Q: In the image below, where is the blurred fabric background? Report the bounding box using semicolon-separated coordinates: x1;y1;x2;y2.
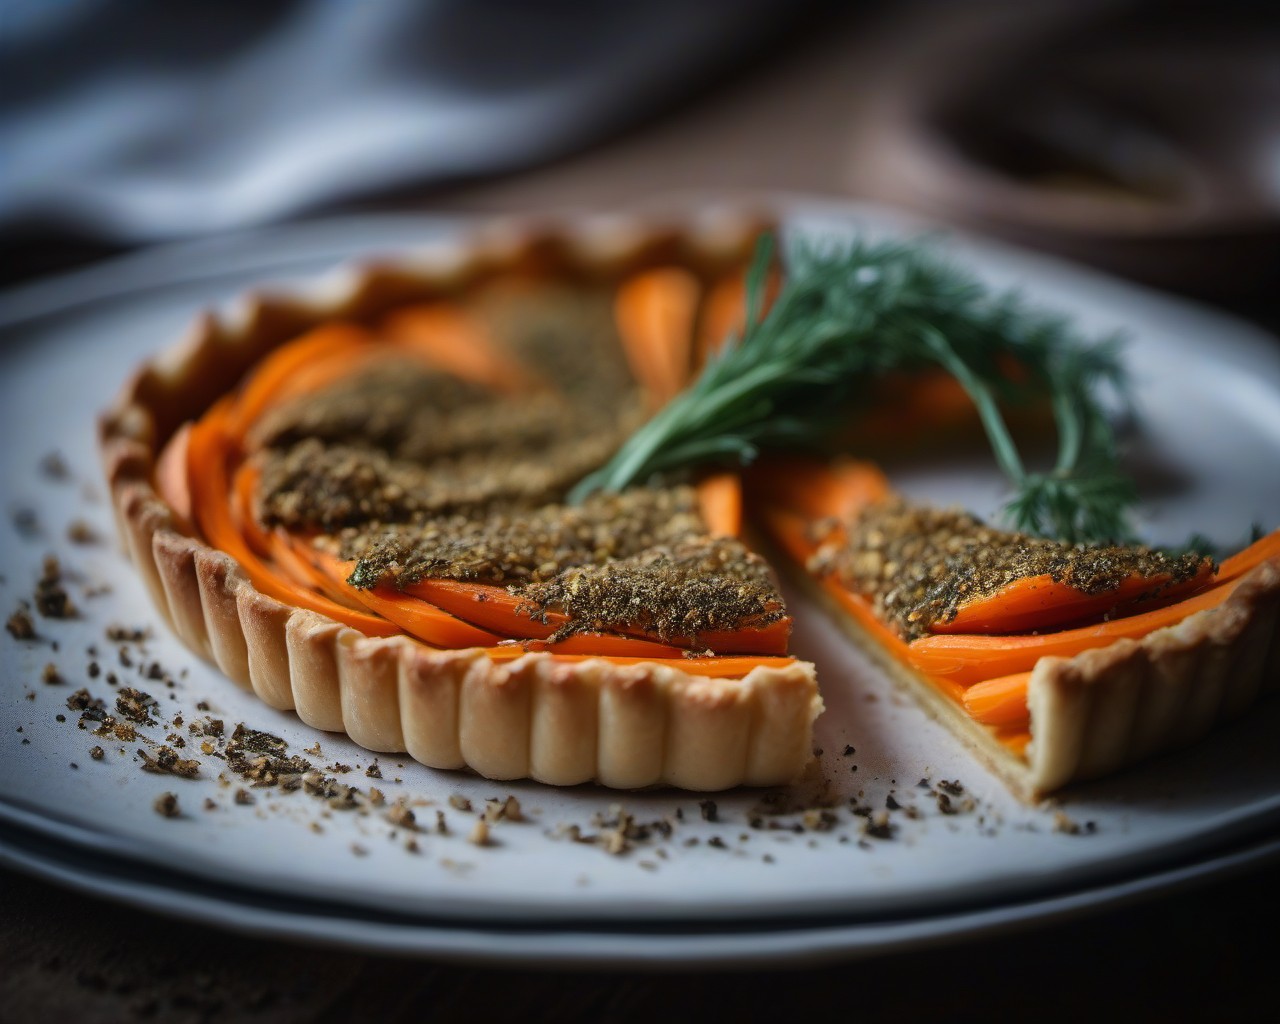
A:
5;0;1277;304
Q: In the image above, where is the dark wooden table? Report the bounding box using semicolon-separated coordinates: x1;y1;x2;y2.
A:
4;3;1277;1020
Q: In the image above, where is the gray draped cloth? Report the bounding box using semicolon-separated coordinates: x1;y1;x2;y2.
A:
1;0;802;244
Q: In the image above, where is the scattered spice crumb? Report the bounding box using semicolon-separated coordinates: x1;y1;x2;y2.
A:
388;801;417;830
468;819;491;847
448;794;472;812
698;799;718;822
6;608;35;640
39;451;70;480
154;792;180;818
35;556;76;618
67;520;100;545
89;745;104;760
364;760;382;779
138;746;201;779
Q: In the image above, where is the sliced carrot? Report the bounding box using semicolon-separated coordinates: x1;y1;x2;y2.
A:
695;267;781;367
697;471;742;539
226;322;374;437
301;547;502;649
230;462;272;558
382;303;532;394
185;401;400;637
748;458;891;522
519;633;689;659
401;576;791;656
963;672;1034;727
480;645;797;679
906;573;1257;686
155;421;193;525
931;560;1217;635
1217;528;1280;585
615;267;701;406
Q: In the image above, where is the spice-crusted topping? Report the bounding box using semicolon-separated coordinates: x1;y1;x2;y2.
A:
248;360;492;454
257;428;630;532
518;537;785;644
341;487;706;588
475;281;636;414
252;358;645;532
818;499;1207;640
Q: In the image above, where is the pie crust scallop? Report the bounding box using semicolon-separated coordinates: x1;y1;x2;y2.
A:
99;211;823;791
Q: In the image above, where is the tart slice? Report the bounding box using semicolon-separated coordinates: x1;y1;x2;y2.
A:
100;216;823;791
752;457;1280;799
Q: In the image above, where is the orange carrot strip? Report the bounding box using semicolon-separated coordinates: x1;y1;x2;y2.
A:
1217;529;1280;585
697;471;742;539
480;646;797;679
519;633;689;659
963;672;1034;726
382;303;531;394
907;573;1257;686
227;323;374;436
932;560;1217;635
695;267;781;367
401;577;791;656
302;548;502;649
185;399;400;637
996;728;1031;756
265;531;374;612
748;458;892;522
615;267;701;406
155;421;193;525
230;462;272;558
354;586;506;650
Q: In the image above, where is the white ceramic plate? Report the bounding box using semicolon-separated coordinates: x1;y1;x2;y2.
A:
2;201;1278;962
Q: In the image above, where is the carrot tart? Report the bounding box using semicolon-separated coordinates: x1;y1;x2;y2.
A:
99;216;821;792
100;214;1280;798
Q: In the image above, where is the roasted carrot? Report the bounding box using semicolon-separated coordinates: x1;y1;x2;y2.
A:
963;671;1034;727
301;547;503;649
155;421;193;525
615;267;701;406
906;572;1258;686
226;322;374;437
382;303;532;394
401;576;791;656
748;458;891;522
185;398;400;637
930;560;1217;635
695;267;781;367
696;471;742;539
480;645;797;678
1216;528;1280;585
230;462;272;558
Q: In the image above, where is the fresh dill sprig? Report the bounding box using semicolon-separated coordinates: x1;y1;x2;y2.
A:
569;233;1136;544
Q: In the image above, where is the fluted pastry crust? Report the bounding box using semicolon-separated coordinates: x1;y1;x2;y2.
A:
100;212;823;791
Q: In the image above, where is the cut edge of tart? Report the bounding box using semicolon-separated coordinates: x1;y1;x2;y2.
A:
753;458;1280;801
98;210;823;792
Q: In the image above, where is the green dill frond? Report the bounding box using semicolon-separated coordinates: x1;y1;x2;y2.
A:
571;232;1136;544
